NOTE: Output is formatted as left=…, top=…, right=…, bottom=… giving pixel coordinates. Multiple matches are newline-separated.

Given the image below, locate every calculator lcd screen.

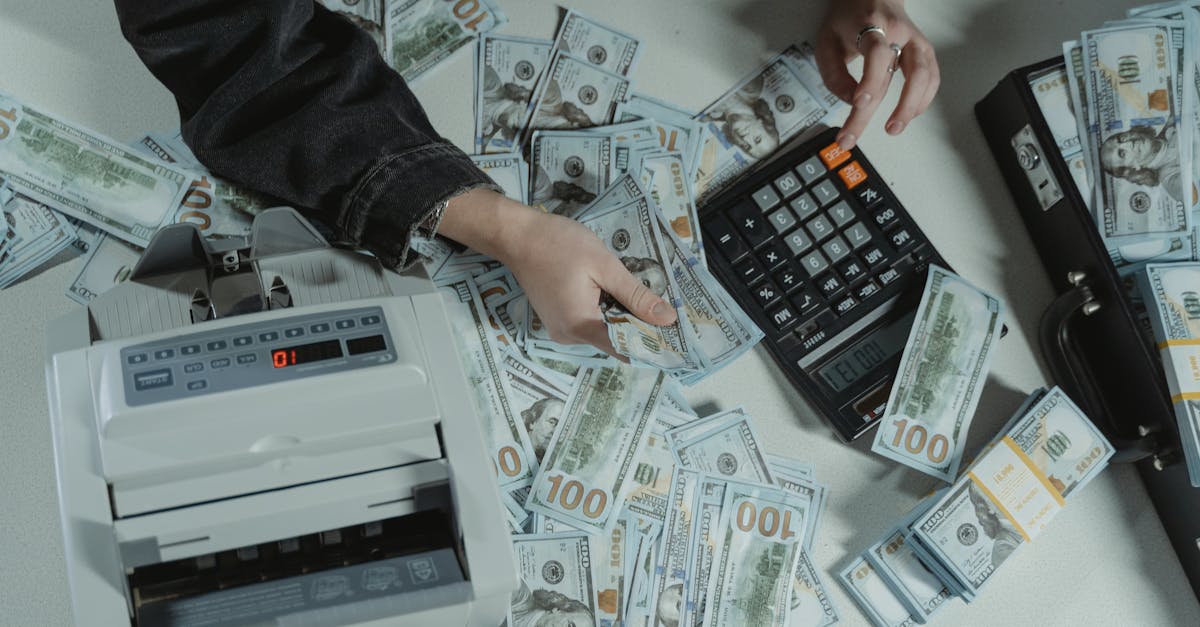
left=816, top=310, right=915, bottom=393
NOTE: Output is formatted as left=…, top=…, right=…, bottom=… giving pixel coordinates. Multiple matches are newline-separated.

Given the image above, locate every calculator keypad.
left=700, top=129, right=945, bottom=443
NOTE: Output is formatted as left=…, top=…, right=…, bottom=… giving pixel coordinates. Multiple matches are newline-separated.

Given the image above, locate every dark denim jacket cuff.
left=339, top=142, right=498, bottom=268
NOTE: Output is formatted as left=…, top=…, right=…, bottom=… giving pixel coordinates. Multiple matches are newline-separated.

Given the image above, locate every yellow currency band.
left=966, top=470, right=1030, bottom=543
left=1002, top=436, right=1065, bottom=507
left=1171, top=392, right=1200, bottom=403
left=1158, top=338, right=1200, bottom=349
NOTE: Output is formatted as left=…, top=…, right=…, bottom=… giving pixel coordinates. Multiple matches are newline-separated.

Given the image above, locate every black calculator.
left=699, top=126, right=946, bottom=442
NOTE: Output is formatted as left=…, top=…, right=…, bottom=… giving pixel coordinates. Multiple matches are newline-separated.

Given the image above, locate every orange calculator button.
left=819, top=142, right=851, bottom=169
left=838, top=161, right=868, bottom=189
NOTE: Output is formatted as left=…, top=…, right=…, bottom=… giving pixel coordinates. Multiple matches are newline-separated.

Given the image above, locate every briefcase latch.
left=1011, top=124, right=1063, bottom=212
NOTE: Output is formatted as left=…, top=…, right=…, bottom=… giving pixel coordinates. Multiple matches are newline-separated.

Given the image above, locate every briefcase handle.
left=1038, top=280, right=1159, bottom=463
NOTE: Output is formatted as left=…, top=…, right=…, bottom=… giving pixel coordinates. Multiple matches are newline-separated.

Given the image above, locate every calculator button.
left=795, top=156, right=826, bottom=184
left=827, top=201, right=855, bottom=227
left=837, top=258, right=867, bottom=283
left=187, top=380, right=208, bottom=392
left=806, top=215, right=835, bottom=241
left=888, top=226, right=916, bottom=251
left=181, top=345, right=201, bottom=356
left=311, top=322, right=331, bottom=334
left=183, top=362, right=204, bottom=374
left=799, top=250, right=829, bottom=276
left=207, top=340, right=228, bottom=351
left=753, top=281, right=782, bottom=307
left=856, top=280, right=882, bottom=301
left=237, top=353, right=257, bottom=365
left=845, top=222, right=873, bottom=249
left=783, top=229, right=814, bottom=257
left=822, top=235, right=851, bottom=264
left=752, top=184, right=782, bottom=211
left=838, top=161, right=868, bottom=189
left=154, top=348, right=175, bottom=361
left=362, top=314, right=382, bottom=325
left=773, top=171, right=803, bottom=198
left=833, top=294, right=859, bottom=316
left=284, top=328, right=305, bottom=338
left=768, top=303, right=800, bottom=332
left=335, top=319, right=356, bottom=330
left=773, top=264, right=804, bottom=293
left=872, top=205, right=899, bottom=229
left=877, top=267, right=902, bottom=286
left=790, top=193, right=820, bottom=220
left=706, top=215, right=751, bottom=262
left=210, top=357, right=231, bottom=369
left=767, top=207, right=798, bottom=233
left=258, top=331, right=280, bottom=343
left=862, top=245, right=889, bottom=268
left=855, top=183, right=884, bottom=209
left=729, top=200, right=775, bottom=248
left=790, top=286, right=822, bottom=315
left=811, top=180, right=840, bottom=206
left=735, top=258, right=766, bottom=285
left=818, top=142, right=852, bottom=170
left=758, top=241, right=789, bottom=270
left=816, top=274, right=845, bottom=298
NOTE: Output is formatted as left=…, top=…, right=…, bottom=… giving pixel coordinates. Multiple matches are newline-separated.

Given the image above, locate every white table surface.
left=1, top=0, right=1198, bottom=625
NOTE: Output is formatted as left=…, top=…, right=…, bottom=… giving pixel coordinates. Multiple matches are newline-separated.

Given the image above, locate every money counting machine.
left=43, top=208, right=516, bottom=625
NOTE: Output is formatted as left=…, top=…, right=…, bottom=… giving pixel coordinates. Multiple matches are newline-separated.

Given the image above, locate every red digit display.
left=272, top=350, right=289, bottom=368
left=270, top=340, right=343, bottom=368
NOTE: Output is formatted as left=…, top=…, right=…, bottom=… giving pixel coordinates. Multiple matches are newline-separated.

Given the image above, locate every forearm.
left=112, top=0, right=495, bottom=266
left=438, top=188, right=541, bottom=265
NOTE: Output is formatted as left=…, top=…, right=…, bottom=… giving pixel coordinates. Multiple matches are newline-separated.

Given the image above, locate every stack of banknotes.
left=842, top=387, right=1114, bottom=626
left=1025, top=2, right=1200, bottom=487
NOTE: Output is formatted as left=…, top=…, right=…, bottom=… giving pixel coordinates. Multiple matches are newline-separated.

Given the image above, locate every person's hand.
left=437, top=188, right=679, bottom=358
left=815, top=0, right=940, bottom=150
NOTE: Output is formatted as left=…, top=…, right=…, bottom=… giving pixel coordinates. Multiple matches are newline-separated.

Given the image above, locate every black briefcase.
left=976, top=57, right=1200, bottom=598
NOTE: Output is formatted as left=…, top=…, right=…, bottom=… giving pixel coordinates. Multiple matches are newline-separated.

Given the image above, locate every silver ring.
left=856, top=25, right=886, bottom=50
left=888, top=43, right=902, bottom=73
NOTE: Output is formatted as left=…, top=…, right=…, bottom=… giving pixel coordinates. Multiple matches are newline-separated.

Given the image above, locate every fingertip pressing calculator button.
left=284, top=328, right=305, bottom=338
left=768, top=303, right=799, bottom=332
left=361, top=315, right=382, bottom=326
left=758, top=241, right=789, bottom=270
left=790, top=287, right=822, bottom=315
left=819, top=142, right=852, bottom=170
left=153, top=348, right=175, bottom=361
left=856, top=280, right=882, bottom=301
left=735, top=258, right=766, bottom=285
left=706, top=215, right=751, bottom=262
left=768, top=207, right=798, bottom=233
left=805, top=215, right=835, bottom=241
left=821, top=235, right=851, bottom=264
left=838, top=161, right=868, bottom=189
left=773, top=171, right=802, bottom=197
left=206, top=340, right=228, bottom=352
left=311, top=322, right=331, bottom=334
left=888, top=226, right=916, bottom=251
left=827, top=201, right=855, bottom=227
left=180, top=345, right=201, bottom=356
left=795, top=155, right=826, bottom=184
left=816, top=274, right=845, bottom=298
left=258, top=331, right=280, bottom=342
left=837, top=258, right=867, bottom=283
left=812, top=180, right=840, bottom=206
left=833, top=294, right=859, bottom=316
left=127, top=353, right=148, bottom=365
left=862, top=245, right=889, bottom=268
left=799, top=250, right=829, bottom=277
left=873, top=204, right=899, bottom=229
left=773, top=264, right=804, bottom=293
left=855, top=183, right=884, bottom=208
left=335, top=319, right=356, bottom=330
left=845, top=222, right=873, bottom=249
left=789, top=192, right=820, bottom=220
left=752, top=184, right=782, bottom=211
left=753, top=281, right=782, bottom=307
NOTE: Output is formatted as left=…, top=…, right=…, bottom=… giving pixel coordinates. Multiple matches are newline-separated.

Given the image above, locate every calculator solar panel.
left=699, top=126, right=946, bottom=442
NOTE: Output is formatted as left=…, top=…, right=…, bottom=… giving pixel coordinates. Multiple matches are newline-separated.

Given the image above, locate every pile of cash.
left=1031, top=2, right=1200, bottom=488
left=493, top=383, right=839, bottom=627
left=842, top=387, right=1114, bottom=626
left=869, top=265, right=1005, bottom=482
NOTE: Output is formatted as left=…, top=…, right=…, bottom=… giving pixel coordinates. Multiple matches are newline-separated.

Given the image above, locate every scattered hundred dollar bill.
left=872, top=265, right=1005, bottom=482
left=844, top=387, right=1114, bottom=625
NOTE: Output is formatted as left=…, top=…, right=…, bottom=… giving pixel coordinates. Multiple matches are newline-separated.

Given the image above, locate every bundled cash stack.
left=841, top=387, right=1114, bottom=626
left=1022, top=2, right=1200, bottom=486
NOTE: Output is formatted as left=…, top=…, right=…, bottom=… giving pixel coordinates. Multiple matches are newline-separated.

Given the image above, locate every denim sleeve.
left=111, top=0, right=495, bottom=267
